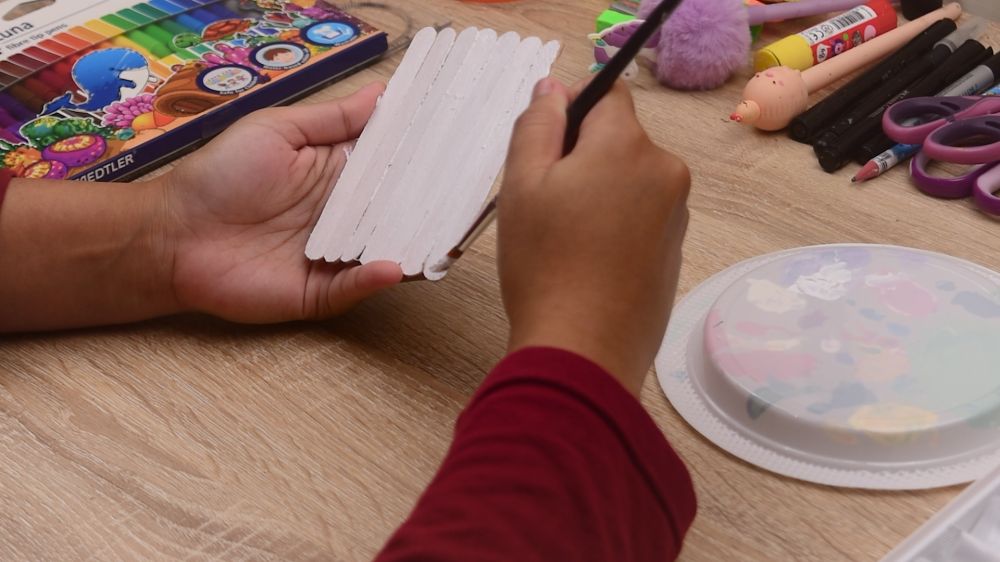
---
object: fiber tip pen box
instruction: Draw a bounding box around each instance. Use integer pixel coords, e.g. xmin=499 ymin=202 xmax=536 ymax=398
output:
xmin=0 ymin=0 xmax=388 ymax=182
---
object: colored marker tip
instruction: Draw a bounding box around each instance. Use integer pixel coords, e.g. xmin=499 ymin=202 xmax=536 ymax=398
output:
xmin=852 ymin=162 xmax=879 ymax=184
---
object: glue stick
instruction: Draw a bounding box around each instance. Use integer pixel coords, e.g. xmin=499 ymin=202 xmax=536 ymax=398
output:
xmin=754 ymin=0 xmax=897 ymax=72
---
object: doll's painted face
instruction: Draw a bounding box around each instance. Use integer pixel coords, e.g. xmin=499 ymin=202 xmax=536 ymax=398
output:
xmin=732 ymin=67 xmax=809 ymax=131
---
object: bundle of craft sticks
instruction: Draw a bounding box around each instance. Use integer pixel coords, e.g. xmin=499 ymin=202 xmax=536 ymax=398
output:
xmin=306 ymin=26 xmax=561 ymax=279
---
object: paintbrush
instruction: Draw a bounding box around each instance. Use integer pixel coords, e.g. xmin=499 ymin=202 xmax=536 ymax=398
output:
xmin=429 ymin=0 xmax=684 ymax=274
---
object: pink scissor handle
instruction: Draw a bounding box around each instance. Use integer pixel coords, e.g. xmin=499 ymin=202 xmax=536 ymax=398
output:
xmin=883 ymin=97 xmax=1000 ymax=145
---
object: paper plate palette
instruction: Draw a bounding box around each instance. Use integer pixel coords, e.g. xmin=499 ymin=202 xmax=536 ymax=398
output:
xmin=656 ymin=245 xmax=1000 ymax=489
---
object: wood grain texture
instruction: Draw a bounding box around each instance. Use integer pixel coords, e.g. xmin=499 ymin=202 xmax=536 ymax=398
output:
xmin=2 ymin=1 xmax=997 ymax=560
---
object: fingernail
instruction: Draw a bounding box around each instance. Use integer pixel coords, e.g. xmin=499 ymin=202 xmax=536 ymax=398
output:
xmin=533 ymin=78 xmax=554 ymax=99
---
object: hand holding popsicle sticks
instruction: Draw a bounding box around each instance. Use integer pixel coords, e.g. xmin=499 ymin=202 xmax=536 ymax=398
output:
xmin=730 ymin=2 xmax=963 ymax=131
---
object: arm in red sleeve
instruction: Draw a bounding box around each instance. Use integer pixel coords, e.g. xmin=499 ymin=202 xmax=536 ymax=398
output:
xmin=376 ymin=347 xmax=697 ymax=562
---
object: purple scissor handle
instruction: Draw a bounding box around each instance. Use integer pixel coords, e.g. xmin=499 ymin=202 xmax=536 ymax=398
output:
xmin=883 ymin=96 xmax=1000 ymax=145
xmin=910 ymin=153 xmax=1000 ymax=216
xmin=973 ymin=164 xmax=1000 ymax=216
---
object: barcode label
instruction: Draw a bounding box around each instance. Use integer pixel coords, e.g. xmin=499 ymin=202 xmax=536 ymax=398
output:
xmin=799 ymin=6 xmax=877 ymax=45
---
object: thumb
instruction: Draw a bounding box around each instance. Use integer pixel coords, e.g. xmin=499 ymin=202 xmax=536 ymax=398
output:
xmin=247 ymin=82 xmax=385 ymax=148
xmin=318 ymin=261 xmax=403 ymax=318
xmin=505 ymin=78 xmax=570 ymax=184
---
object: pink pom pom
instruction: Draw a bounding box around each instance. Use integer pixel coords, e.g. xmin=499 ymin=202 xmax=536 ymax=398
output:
xmin=640 ymin=0 xmax=750 ymax=91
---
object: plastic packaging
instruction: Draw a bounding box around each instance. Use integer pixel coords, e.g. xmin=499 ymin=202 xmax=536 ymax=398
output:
xmin=882 ymin=461 xmax=1000 ymax=560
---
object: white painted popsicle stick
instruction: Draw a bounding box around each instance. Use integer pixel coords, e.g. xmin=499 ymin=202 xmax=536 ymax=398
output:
xmin=327 ymin=27 xmax=457 ymax=262
xmin=423 ymin=40 xmax=562 ymax=279
xmin=319 ymin=27 xmax=455 ymax=261
xmin=338 ymin=27 xmax=482 ymax=262
xmin=352 ymin=28 xmax=500 ymax=264
xmin=365 ymin=31 xmax=524 ymax=268
xmin=305 ymin=26 xmax=438 ymax=261
xmin=400 ymin=36 xmax=543 ymax=277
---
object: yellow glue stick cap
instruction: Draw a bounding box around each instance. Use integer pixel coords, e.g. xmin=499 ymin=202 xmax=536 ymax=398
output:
xmin=754 ymin=35 xmax=814 ymax=72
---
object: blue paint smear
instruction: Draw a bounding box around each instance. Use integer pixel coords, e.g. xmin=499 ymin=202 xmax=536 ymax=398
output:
xmin=937 ymin=280 xmax=956 ymax=291
xmin=860 ymin=308 xmax=884 ymax=321
xmin=781 ymin=257 xmax=821 ymax=284
xmin=953 ymin=292 xmax=1000 ymax=318
xmin=891 ymin=375 xmax=916 ymax=394
xmin=836 ymin=247 xmax=871 ymax=268
xmin=806 ymin=402 xmax=828 ymax=414
xmin=887 ymin=323 xmax=910 ymax=337
xmin=836 ymin=352 xmax=855 ymax=365
xmin=747 ymin=395 xmax=770 ymax=420
xmin=747 ymin=387 xmax=785 ymax=420
xmin=807 ymin=382 xmax=877 ymax=414
xmin=798 ymin=309 xmax=827 ymax=329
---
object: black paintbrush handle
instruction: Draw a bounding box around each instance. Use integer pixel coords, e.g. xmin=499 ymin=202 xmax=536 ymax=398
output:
xmin=562 ymin=0 xmax=683 ymax=153
xmin=438 ymin=0 xmax=684 ymax=270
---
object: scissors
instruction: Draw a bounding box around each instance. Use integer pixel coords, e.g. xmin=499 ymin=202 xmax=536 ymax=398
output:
xmin=882 ymin=96 xmax=1000 ymax=216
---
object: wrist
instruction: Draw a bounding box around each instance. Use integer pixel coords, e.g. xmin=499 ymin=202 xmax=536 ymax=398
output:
xmin=138 ymin=172 xmax=184 ymax=317
xmin=508 ymin=318 xmax=647 ymax=397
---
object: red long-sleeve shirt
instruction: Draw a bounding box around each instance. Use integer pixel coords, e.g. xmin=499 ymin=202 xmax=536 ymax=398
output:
xmin=377 ymin=347 xmax=697 ymax=561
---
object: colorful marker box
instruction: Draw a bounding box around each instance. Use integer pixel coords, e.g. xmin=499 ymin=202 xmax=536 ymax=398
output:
xmin=0 ymin=0 xmax=387 ymax=181
xmin=754 ymin=0 xmax=898 ymax=72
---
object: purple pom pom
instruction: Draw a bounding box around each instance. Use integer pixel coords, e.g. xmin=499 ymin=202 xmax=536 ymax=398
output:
xmin=640 ymin=0 xmax=750 ymax=90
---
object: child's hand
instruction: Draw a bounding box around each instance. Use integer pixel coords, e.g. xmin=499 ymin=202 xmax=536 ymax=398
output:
xmin=160 ymin=83 xmax=403 ymax=323
xmin=498 ymin=78 xmax=690 ymax=395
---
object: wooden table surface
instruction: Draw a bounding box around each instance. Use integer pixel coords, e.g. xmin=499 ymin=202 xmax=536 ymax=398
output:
xmin=3 ymin=1 xmax=999 ymax=560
